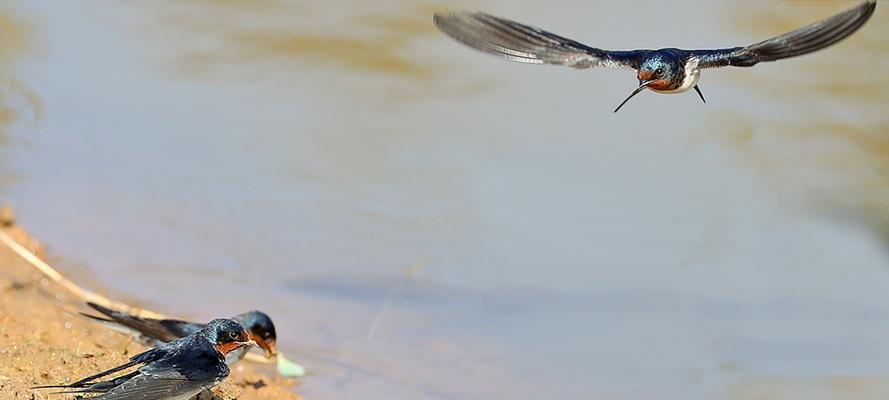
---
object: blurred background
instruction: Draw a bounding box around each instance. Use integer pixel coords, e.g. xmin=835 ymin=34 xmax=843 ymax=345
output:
xmin=1 ymin=1 xmax=888 ymax=399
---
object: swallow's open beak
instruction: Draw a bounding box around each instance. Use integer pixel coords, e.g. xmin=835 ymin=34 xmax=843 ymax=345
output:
xmin=614 ymin=79 xmax=655 ymax=113
xmin=264 ymin=342 xmax=278 ymax=358
xmin=217 ymin=339 xmax=258 ymax=355
xmin=256 ymin=337 xmax=278 ymax=358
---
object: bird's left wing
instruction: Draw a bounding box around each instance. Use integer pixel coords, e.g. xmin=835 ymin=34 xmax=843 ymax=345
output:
xmin=91 ymin=373 xmax=196 ymax=400
xmin=434 ymin=11 xmax=646 ymax=70
xmin=692 ymin=0 xmax=876 ymax=68
xmin=96 ymin=342 xmax=227 ymax=399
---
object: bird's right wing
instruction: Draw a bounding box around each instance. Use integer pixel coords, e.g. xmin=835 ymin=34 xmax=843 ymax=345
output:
xmin=434 ymin=11 xmax=646 ymax=70
xmin=693 ymin=1 xmax=876 ymax=68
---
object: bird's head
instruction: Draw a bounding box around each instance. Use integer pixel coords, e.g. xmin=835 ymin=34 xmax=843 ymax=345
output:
xmin=614 ymin=51 xmax=683 ymax=112
xmin=638 ymin=53 xmax=681 ymax=91
xmin=204 ymin=318 xmax=256 ymax=356
xmin=235 ymin=311 xmax=278 ymax=358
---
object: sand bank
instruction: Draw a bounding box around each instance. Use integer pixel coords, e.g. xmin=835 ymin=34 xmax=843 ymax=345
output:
xmin=0 ymin=209 xmax=301 ymax=400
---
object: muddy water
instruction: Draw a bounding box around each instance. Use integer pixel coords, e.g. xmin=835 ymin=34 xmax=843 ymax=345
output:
xmin=3 ymin=1 xmax=889 ymax=399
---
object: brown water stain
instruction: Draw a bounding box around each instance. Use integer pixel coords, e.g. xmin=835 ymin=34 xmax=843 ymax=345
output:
xmin=0 ymin=9 xmax=31 ymax=128
xmin=136 ymin=1 xmax=442 ymax=80
xmin=0 ymin=8 xmax=41 ymax=190
xmin=708 ymin=1 xmax=889 ymax=248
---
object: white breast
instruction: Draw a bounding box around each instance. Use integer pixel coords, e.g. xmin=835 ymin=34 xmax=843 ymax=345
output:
xmin=650 ymin=57 xmax=701 ymax=94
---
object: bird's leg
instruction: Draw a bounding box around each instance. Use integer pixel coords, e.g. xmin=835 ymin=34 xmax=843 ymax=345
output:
xmin=694 ymin=85 xmax=706 ymax=104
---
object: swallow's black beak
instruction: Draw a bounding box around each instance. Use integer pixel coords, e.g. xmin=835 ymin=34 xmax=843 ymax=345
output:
xmin=614 ymin=79 xmax=655 ymax=113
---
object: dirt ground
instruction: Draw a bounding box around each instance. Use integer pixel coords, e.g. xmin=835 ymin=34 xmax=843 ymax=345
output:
xmin=0 ymin=210 xmax=301 ymax=400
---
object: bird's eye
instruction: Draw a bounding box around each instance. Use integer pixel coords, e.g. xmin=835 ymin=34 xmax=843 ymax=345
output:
xmin=655 ymin=68 xmax=664 ymax=76
xmin=229 ymin=331 xmax=238 ymax=340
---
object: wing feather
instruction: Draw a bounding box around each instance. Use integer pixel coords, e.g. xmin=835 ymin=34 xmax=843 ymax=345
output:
xmin=696 ymin=1 xmax=876 ymax=68
xmin=434 ymin=11 xmax=645 ymax=70
xmin=93 ymin=374 xmax=202 ymax=400
xmin=83 ymin=302 xmax=203 ymax=342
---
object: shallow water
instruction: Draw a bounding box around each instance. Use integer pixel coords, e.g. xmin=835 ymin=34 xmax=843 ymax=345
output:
xmin=2 ymin=1 xmax=889 ymax=399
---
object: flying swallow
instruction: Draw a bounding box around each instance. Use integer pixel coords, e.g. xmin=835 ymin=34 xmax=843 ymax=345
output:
xmin=80 ymin=302 xmax=277 ymax=364
xmin=33 ymin=318 xmax=255 ymax=400
xmin=433 ymin=1 xmax=877 ymax=112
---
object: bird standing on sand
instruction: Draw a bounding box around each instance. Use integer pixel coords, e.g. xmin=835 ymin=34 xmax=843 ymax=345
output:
xmin=80 ymin=302 xmax=277 ymax=364
xmin=433 ymin=1 xmax=877 ymax=112
xmin=33 ymin=318 xmax=255 ymax=400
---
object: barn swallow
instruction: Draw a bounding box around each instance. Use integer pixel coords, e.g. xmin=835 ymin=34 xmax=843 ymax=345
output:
xmin=80 ymin=302 xmax=277 ymax=364
xmin=33 ymin=318 xmax=255 ymax=400
xmin=433 ymin=1 xmax=877 ymax=112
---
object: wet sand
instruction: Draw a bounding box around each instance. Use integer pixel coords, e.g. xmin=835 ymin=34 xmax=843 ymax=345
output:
xmin=0 ymin=212 xmax=300 ymax=400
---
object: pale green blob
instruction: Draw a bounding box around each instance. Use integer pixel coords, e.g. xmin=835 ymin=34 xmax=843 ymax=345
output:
xmin=276 ymin=353 xmax=307 ymax=377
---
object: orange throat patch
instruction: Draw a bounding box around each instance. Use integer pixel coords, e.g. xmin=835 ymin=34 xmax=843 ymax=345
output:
xmin=646 ymin=79 xmax=671 ymax=91
xmin=215 ymin=342 xmax=243 ymax=355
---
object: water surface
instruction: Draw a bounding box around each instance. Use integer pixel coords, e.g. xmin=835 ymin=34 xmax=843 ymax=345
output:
xmin=3 ymin=1 xmax=889 ymax=399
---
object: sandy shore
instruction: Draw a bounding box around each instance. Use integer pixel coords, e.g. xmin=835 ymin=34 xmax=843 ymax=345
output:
xmin=0 ymin=211 xmax=301 ymax=400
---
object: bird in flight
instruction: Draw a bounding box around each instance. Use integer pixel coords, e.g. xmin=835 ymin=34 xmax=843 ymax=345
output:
xmin=433 ymin=1 xmax=876 ymax=112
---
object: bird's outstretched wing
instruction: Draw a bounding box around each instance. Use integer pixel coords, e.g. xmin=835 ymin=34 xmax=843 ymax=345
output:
xmin=434 ymin=11 xmax=646 ymax=70
xmin=693 ymin=1 xmax=876 ymax=68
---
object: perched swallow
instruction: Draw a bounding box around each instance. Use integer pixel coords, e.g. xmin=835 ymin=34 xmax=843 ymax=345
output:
xmin=433 ymin=1 xmax=876 ymax=112
xmin=33 ymin=318 xmax=254 ymax=400
xmin=80 ymin=302 xmax=277 ymax=364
